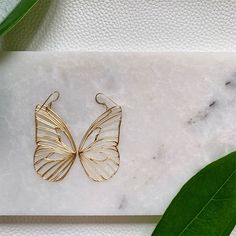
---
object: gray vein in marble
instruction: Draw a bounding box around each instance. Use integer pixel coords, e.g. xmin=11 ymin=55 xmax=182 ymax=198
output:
xmin=118 ymin=196 xmax=127 ymax=210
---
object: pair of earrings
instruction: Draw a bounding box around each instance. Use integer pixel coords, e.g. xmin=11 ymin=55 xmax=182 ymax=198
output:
xmin=34 ymin=91 xmax=122 ymax=182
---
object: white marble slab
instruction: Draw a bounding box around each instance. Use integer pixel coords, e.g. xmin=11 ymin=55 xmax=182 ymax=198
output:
xmin=0 ymin=52 xmax=236 ymax=215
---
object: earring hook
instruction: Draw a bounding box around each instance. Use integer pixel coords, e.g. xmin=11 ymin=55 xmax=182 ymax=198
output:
xmin=39 ymin=91 xmax=60 ymax=110
xmin=95 ymin=93 xmax=118 ymax=109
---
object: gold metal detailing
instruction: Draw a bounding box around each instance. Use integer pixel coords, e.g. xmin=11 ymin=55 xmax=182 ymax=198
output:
xmin=34 ymin=92 xmax=122 ymax=182
xmin=79 ymin=93 xmax=122 ymax=182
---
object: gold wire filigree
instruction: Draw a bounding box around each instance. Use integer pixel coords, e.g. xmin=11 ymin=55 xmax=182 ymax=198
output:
xmin=34 ymin=91 xmax=122 ymax=182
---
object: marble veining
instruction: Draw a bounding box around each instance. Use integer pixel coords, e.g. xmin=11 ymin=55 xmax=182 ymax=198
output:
xmin=0 ymin=52 xmax=236 ymax=215
xmin=187 ymin=99 xmax=217 ymax=124
xmin=118 ymin=195 xmax=127 ymax=210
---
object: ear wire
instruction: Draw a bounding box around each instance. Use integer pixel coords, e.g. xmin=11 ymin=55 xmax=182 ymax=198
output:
xmin=95 ymin=93 xmax=118 ymax=109
xmin=39 ymin=91 xmax=60 ymax=110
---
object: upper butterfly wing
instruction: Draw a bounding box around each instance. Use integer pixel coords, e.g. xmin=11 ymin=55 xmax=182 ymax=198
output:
xmin=79 ymin=103 xmax=122 ymax=182
xmin=34 ymin=105 xmax=77 ymax=182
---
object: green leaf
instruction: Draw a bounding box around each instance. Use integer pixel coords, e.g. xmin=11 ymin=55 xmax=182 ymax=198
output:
xmin=152 ymin=152 xmax=236 ymax=236
xmin=0 ymin=0 xmax=40 ymax=36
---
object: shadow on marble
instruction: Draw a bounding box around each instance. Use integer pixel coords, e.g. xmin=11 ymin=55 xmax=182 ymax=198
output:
xmin=0 ymin=216 xmax=161 ymax=224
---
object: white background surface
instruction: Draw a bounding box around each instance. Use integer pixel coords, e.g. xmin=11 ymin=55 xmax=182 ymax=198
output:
xmin=1 ymin=0 xmax=236 ymax=51
xmin=1 ymin=1 xmax=236 ymax=236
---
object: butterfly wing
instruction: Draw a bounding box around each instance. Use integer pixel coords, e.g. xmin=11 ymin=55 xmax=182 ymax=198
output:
xmin=78 ymin=94 xmax=122 ymax=182
xmin=34 ymin=105 xmax=77 ymax=182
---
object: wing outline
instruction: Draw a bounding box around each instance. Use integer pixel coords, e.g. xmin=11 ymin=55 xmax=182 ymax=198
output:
xmin=34 ymin=99 xmax=77 ymax=182
xmin=78 ymin=93 xmax=122 ymax=182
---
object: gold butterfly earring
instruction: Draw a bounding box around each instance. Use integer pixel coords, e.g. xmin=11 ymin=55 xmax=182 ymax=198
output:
xmin=34 ymin=91 xmax=122 ymax=182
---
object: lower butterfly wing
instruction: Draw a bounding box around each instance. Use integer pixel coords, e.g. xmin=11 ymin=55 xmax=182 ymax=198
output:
xmin=79 ymin=103 xmax=122 ymax=182
xmin=34 ymin=105 xmax=77 ymax=182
